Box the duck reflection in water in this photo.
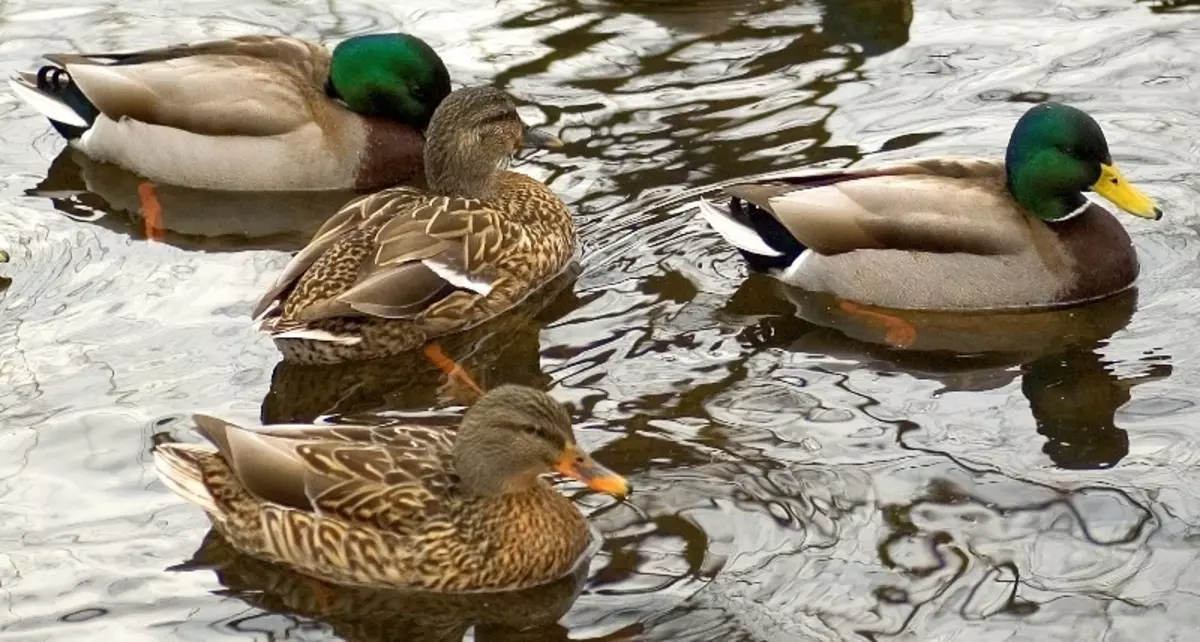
[28,149,357,251]
[725,279,1171,469]
[507,0,914,220]
[1022,342,1171,469]
[581,0,911,51]
[172,528,590,642]
[261,264,581,424]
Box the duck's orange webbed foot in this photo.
[423,343,484,403]
[137,181,164,242]
[837,299,917,348]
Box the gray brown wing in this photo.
[193,414,458,533]
[294,424,458,534]
[251,195,394,320]
[49,35,329,137]
[288,191,516,324]
[727,158,1029,256]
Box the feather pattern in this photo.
[153,411,593,592]
[256,171,575,363]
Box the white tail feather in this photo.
[422,258,494,295]
[271,327,363,344]
[7,76,90,129]
[153,444,218,513]
[252,298,280,322]
[696,197,784,257]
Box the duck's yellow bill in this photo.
[1092,163,1162,220]
[554,445,629,499]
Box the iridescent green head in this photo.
[1004,102,1161,222]
[327,33,452,130]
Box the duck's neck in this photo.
[424,142,502,199]
[1010,188,1091,223]
[456,455,542,497]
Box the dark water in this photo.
[2,0,1200,640]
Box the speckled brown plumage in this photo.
[153,385,628,592]
[253,86,575,363]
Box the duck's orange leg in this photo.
[837,299,918,348]
[137,181,164,242]
[423,343,484,402]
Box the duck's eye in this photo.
[521,425,540,437]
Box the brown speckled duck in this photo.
[252,85,574,367]
[153,385,629,592]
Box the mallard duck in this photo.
[698,102,1162,316]
[153,385,629,592]
[9,33,450,192]
[9,33,451,239]
[252,85,574,369]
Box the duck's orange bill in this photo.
[554,445,629,499]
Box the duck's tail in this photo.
[696,196,806,273]
[8,66,98,139]
[153,442,219,514]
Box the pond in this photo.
[2,0,1199,640]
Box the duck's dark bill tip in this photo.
[1154,207,1164,220]
[523,128,563,150]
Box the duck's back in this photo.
[746,158,1140,310]
[489,170,577,278]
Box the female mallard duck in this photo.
[153,385,629,592]
[698,102,1162,314]
[8,33,451,193]
[252,85,573,367]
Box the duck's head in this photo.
[1004,102,1161,223]
[327,33,452,130]
[422,86,563,199]
[454,385,629,499]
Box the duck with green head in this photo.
[698,102,1162,319]
[9,33,451,192]
[9,33,451,237]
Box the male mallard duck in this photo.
[9,34,451,238]
[153,385,629,592]
[252,85,574,370]
[698,103,1162,318]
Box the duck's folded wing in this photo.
[251,197,388,320]
[728,158,1029,256]
[193,414,455,533]
[288,427,457,533]
[292,194,514,324]
[47,35,327,137]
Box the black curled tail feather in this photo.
[34,65,99,139]
[729,197,806,273]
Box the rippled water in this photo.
[2,0,1200,640]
